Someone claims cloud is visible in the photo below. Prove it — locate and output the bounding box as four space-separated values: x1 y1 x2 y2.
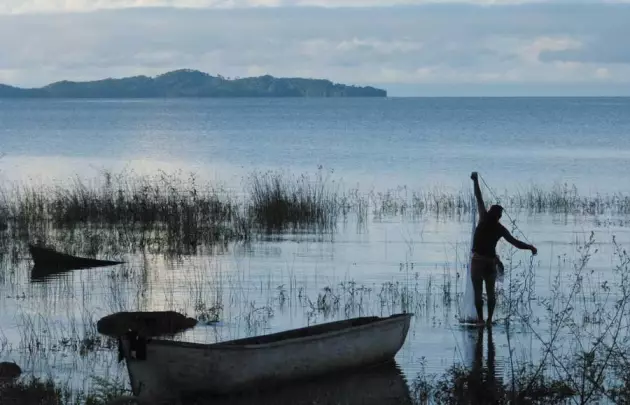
540 41 630 65
0 3 629 95
0 0 580 15
6 0 630 14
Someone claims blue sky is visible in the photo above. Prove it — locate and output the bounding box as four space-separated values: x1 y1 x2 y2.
1 1 629 96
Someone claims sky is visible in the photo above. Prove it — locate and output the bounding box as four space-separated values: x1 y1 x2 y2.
1 1 629 96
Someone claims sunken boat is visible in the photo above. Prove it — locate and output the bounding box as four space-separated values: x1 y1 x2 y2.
28 243 124 270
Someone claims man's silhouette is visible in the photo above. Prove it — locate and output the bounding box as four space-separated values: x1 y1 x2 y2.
470 172 537 325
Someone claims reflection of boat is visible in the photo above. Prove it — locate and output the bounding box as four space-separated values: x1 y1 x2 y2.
28 244 123 271
115 313 412 403
192 360 413 405
30 265 72 282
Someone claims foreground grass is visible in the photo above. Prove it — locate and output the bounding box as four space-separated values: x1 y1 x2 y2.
411 363 576 404
0 376 130 405
0 378 70 405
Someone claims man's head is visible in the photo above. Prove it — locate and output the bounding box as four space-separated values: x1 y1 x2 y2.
487 204 503 222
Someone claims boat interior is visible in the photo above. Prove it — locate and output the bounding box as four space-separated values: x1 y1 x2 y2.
152 313 410 347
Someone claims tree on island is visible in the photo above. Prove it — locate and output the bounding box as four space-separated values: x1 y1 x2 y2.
0 69 387 98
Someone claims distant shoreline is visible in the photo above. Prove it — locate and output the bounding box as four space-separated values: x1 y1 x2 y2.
0 69 387 99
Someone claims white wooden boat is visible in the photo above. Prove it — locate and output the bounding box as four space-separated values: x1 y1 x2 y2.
115 313 413 403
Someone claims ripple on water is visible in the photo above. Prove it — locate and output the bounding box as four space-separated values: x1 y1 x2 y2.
0 212 627 400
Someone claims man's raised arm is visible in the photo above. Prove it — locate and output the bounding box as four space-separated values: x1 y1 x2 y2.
501 226 537 255
471 172 487 218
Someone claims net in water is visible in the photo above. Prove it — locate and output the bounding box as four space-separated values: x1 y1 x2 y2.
459 195 478 323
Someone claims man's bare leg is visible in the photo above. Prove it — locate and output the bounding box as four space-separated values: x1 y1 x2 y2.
486 274 496 325
471 262 485 324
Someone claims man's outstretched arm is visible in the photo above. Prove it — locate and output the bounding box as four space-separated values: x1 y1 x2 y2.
471 172 487 218
501 226 537 255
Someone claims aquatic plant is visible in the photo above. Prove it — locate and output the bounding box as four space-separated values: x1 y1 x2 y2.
2 170 629 258
3 169 630 404
245 169 340 233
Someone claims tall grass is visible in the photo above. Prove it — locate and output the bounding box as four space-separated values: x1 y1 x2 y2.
366 182 630 219
246 170 340 233
2 170 240 246
2 171 629 233
0 169 346 256
2 170 629 259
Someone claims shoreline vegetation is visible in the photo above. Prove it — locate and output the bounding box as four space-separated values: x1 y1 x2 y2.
0 169 628 250
0 168 629 262
2 169 630 403
0 69 387 98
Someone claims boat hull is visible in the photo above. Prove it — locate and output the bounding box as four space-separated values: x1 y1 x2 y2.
119 313 412 402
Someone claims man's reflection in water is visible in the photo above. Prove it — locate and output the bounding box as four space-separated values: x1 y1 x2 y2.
469 324 499 404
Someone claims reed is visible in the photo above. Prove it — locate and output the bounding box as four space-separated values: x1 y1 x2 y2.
0 377 72 405
245 170 340 233
411 361 576 404
3 169 630 403
2 170 629 250
0 375 131 405
1 170 241 252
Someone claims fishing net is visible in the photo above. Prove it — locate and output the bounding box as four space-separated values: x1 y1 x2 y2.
459 195 478 323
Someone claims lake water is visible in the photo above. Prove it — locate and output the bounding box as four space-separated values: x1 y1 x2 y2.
1 97 630 402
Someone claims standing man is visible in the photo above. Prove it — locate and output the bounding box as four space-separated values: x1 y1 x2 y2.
470 172 537 325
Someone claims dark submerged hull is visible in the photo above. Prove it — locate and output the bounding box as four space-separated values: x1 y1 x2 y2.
28 244 124 271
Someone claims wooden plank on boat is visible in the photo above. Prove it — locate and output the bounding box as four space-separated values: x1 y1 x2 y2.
97 311 198 338
114 312 413 403
0 362 21 381
28 243 124 270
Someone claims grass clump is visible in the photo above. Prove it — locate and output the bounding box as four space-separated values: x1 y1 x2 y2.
246 170 339 233
0 375 132 405
8 170 235 233
0 169 346 255
1 170 245 256
0 377 71 405
2 170 630 258
411 361 575 405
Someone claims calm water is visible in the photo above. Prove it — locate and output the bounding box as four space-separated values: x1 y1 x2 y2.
1 97 630 400
2 97 630 192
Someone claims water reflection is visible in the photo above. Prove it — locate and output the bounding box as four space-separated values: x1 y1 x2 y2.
461 324 501 404
190 360 412 405
29 264 107 283
29 265 73 283
0 201 624 402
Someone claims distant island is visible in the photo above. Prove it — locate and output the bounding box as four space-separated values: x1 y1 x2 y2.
0 69 387 98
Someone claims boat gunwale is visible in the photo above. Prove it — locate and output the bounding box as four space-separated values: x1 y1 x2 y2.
130 313 413 351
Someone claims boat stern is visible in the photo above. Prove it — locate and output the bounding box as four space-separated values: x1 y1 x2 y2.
118 332 171 401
